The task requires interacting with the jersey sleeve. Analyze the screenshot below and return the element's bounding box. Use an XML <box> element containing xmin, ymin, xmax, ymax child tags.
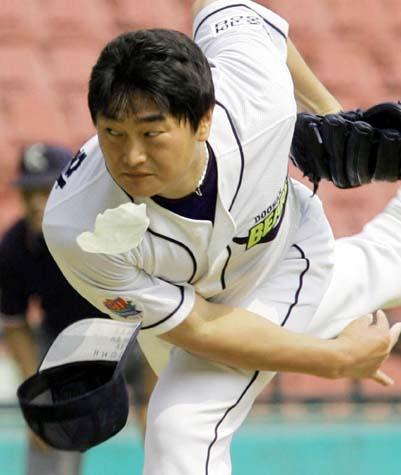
<box><xmin>193</xmin><ymin>0</ymin><xmax>296</xmax><ymax>140</ymax></box>
<box><xmin>43</xmin><ymin>218</ymin><xmax>196</xmax><ymax>337</ymax></box>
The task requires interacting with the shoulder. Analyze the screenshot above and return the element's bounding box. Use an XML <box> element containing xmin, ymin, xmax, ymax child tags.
<box><xmin>43</xmin><ymin>137</ymin><xmax>131</xmax><ymax>279</ymax></box>
<box><xmin>194</xmin><ymin>1</ymin><xmax>295</xmax><ymax>142</ymax></box>
<box><xmin>44</xmin><ymin>135</ymin><xmax>126</xmax><ymax>237</ymax></box>
<box><xmin>193</xmin><ymin>0</ymin><xmax>288</xmax><ymax>47</ymax></box>
<box><xmin>193</xmin><ymin>0</ymin><xmax>289</xmax><ymax>74</ymax></box>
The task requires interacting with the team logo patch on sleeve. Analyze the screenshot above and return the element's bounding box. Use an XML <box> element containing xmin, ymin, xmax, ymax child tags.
<box><xmin>233</xmin><ymin>179</ymin><xmax>288</xmax><ymax>250</ymax></box>
<box><xmin>103</xmin><ymin>297</ymin><xmax>142</xmax><ymax>319</ymax></box>
<box><xmin>211</xmin><ymin>15</ymin><xmax>264</xmax><ymax>36</ymax></box>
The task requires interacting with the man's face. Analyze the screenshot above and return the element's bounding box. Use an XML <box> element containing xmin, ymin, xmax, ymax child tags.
<box><xmin>96</xmin><ymin>103</ymin><xmax>212</xmax><ymax>199</ymax></box>
<box><xmin>21</xmin><ymin>188</ymin><xmax>52</xmax><ymax>235</ymax></box>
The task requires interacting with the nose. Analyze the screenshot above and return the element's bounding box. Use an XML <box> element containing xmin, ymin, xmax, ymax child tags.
<box><xmin>123</xmin><ymin>139</ymin><xmax>146</xmax><ymax>168</ymax></box>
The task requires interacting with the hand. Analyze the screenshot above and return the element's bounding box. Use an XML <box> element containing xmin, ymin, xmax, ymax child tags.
<box><xmin>335</xmin><ymin>310</ymin><xmax>401</xmax><ymax>386</ymax></box>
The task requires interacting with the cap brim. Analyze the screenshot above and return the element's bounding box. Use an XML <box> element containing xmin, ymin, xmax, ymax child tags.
<box><xmin>39</xmin><ymin>318</ymin><xmax>142</xmax><ymax>372</ymax></box>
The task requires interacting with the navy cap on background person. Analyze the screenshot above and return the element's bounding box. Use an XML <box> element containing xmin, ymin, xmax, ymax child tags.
<box><xmin>13</xmin><ymin>143</ymin><xmax>72</xmax><ymax>189</ymax></box>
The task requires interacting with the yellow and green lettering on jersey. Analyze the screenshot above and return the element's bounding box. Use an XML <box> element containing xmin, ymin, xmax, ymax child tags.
<box><xmin>233</xmin><ymin>180</ymin><xmax>288</xmax><ymax>250</ymax></box>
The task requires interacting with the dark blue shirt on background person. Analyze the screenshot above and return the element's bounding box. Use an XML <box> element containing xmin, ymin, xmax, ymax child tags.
<box><xmin>0</xmin><ymin>218</ymin><xmax>107</xmax><ymax>341</ymax></box>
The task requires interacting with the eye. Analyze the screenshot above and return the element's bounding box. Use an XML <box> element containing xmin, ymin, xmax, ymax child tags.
<box><xmin>144</xmin><ymin>131</ymin><xmax>163</xmax><ymax>138</ymax></box>
<box><xmin>106</xmin><ymin>128</ymin><xmax>124</xmax><ymax>137</ymax></box>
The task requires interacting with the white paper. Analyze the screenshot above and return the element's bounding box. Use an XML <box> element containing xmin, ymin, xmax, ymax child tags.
<box><xmin>39</xmin><ymin>318</ymin><xmax>141</xmax><ymax>371</ymax></box>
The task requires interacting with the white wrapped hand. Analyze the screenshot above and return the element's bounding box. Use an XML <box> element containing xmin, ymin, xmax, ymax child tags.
<box><xmin>76</xmin><ymin>203</ymin><xmax>149</xmax><ymax>254</ymax></box>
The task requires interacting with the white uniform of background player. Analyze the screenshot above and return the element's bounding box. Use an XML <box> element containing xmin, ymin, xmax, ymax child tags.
<box><xmin>43</xmin><ymin>1</ymin><xmax>401</xmax><ymax>473</ymax></box>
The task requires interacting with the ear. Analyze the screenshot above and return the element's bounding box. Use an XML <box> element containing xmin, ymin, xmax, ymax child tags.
<box><xmin>196</xmin><ymin>108</ymin><xmax>214</xmax><ymax>141</ymax></box>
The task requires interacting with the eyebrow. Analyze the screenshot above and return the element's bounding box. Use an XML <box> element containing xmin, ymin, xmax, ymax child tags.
<box><xmin>134</xmin><ymin>113</ymin><xmax>166</xmax><ymax>123</ymax></box>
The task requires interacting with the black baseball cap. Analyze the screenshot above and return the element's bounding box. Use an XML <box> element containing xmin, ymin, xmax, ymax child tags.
<box><xmin>13</xmin><ymin>143</ymin><xmax>72</xmax><ymax>189</ymax></box>
<box><xmin>17</xmin><ymin>318</ymin><xmax>141</xmax><ymax>452</ymax></box>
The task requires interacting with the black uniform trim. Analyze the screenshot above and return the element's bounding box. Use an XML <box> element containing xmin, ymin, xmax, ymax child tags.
<box><xmin>280</xmin><ymin>244</ymin><xmax>310</xmax><ymax>327</ymax></box>
<box><xmin>215</xmin><ymin>101</ymin><xmax>244</xmax><ymax>212</ymax></box>
<box><xmin>205</xmin><ymin>370</ymin><xmax>260</xmax><ymax>474</ymax></box>
<box><xmin>141</xmin><ymin>285</ymin><xmax>185</xmax><ymax>330</ymax></box>
<box><xmin>220</xmin><ymin>245</ymin><xmax>232</xmax><ymax>290</ymax></box>
<box><xmin>147</xmin><ymin>228</ymin><xmax>198</xmax><ymax>284</ymax></box>
<box><xmin>193</xmin><ymin>3</ymin><xmax>287</xmax><ymax>40</ymax></box>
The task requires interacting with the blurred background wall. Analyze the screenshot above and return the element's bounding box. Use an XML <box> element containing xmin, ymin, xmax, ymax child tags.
<box><xmin>0</xmin><ymin>0</ymin><xmax>400</xmax><ymax>433</ymax></box>
<box><xmin>0</xmin><ymin>0</ymin><xmax>400</xmax><ymax>235</ymax></box>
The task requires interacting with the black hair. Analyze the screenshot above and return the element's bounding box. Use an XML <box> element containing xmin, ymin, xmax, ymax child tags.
<box><xmin>88</xmin><ymin>29</ymin><xmax>215</xmax><ymax>131</ymax></box>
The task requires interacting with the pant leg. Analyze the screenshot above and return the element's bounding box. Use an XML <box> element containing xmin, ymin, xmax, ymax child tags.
<box><xmin>27</xmin><ymin>443</ymin><xmax>81</xmax><ymax>475</ymax></box>
<box><xmin>143</xmin><ymin>348</ymin><xmax>274</xmax><ymax>475</ymax></box>
<box><xmin>307</xmin><ymin>188</ymin><xmax>401</xmax><ymax>338</ymax></box>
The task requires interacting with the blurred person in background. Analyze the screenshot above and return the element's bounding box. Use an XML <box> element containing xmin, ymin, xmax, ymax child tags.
<box><xmin>0</xmin><ymin>143</ymin><xmax>155</xmax><ymax>475</ymax></box>
<box><xmin>0</xmin><ymin>143</ymin><xmax>94</xmax><ymax>475</ymax></box>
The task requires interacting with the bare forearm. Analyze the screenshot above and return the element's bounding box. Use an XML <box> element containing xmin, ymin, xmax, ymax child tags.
<box><xmin>287</xmin><ymin>38</ymin><xmax>342</xmax><ymax>115</ymax></box>
<box><xmin>4</xmin><ymin>324</ymin><xmax>38</xmax><ymax>378</ymax></box>
<box><xmin>194</xmin><ymin>310</ymin><xmax>341</xmax><ymax>377</ymax></box>
<box><xmin>162</xmin><ymin>296</ymin><xmax>343</xmax><ymax>378</ymax></box>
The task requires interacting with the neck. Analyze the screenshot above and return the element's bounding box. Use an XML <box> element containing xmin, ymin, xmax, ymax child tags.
<box><xmin>158</xmin><ymin>143</ymin><xmax>208</xmax><ymax>199</ymax></box>
<box><xmin>194</xmin><ymin>143</ymin><xmax>209</xmax><ymax>196</ymax></box>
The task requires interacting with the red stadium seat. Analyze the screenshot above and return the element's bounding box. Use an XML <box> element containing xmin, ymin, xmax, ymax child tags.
<box><xmin>0</xmin><ymin>46</ymin><xmax>48</xmax><ymax>91</ymax></box>
<box><xmin>113</xmin><ymin>0</ymin><xmax>192</xmax><ymax>35</ymax></box>
<box><xmin>331</xmin><ymin>0</ymin><xmax>393</xmax><ymax>35</ymax></box>
<box><xmin>57</xmin><ymin>90</ymin><xmax>96</xmax><ymax>149</ymax></box>
<box><xmin>311</xmin><ymin>42</ymin><xmax>385</xmax><ymax>109</ymax></box>
<box><xmin>0</xmin><ymin>0</ymin><xmax>45</xmax><ymax>42</ymax></box>
<box><xmin>264</xmin><ymin>0</ymin><xmax>332</xmax><ymax>37</ymax></box>
<box><xmin>47</xmin><ymin>44</ymin><xmax>100</xmax><ymax>90</ymax></box>
<box><xmin>39</xmin><ymin>0</ymin><xmax>117</xmax><ymax>43</ymax></box>
<box><xmin>6</xmin><ymin>89</ymin><xmax>70</xmax><ymax>145</ymax></box>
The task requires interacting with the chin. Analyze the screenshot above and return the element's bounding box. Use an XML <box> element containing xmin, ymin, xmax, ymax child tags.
<box><xmin>122</xmin><ymin>185</ymin><xmax>160</xmax><ymax>199</ymax></box>
<box><xmin>117</xmin><ymin>175</ymin><xmax>163</xmax><ymax>199</ymax></box>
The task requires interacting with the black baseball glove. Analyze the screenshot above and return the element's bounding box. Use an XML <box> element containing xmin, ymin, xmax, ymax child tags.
<box><xmin>290</xmin><ymin>101</ymin><xmax>401</xmax><ymax>190</ymax></box>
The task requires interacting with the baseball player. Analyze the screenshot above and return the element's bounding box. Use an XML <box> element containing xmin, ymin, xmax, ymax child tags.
<box><xmin>42</xmin><ymin>1</ymin><xmax>401</xmax><ymax>473</ymax></box>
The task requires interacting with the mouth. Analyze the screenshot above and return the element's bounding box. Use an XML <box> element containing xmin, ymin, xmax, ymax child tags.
<box><xmin>122</xmin><ymin>172</ymin><xmax>154</xmax><ymax>178</ymax></box>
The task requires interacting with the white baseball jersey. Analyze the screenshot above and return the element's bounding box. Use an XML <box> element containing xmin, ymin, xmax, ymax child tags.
<box><xmin>43</xmin><ymin>0</ymin><xmax>334</xmax><ymax>366</ymax></box>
